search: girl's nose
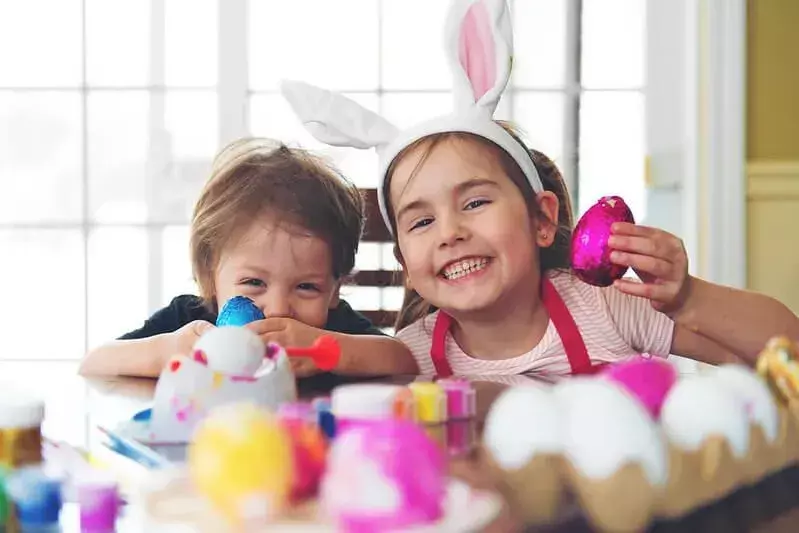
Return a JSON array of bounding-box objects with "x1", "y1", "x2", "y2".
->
[{"x1": 437, "y1": 213, "x2": 469, "y2": 248}]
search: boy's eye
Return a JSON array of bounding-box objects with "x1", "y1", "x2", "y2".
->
[
  {"x1": 409, "y1": 217, "x2": 433, "y2": 231},
  {"x1": 241, "y1": 278, "x2": 265, "y2": 287},
  {"x1": 465, "y1": 199, "x2": 490, "y2": 210},
  {"x1": 297, "y1": 283, "x2": 321, "y2": 292}
]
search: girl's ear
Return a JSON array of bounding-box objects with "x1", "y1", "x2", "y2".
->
[
  {"x1": 534, "y1": 191, "x2": 560, "y2": 248},
  {"x1": 392, "y1": 244, "x2": 413, "y2": 289}
]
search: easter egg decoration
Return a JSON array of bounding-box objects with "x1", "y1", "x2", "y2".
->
[
  {"x1": 192, "y1": 326, "x2": 265, "y2": 377},
  {"x1": 755, "y1": 336, "x2": 799, "y2": 404},
  {"x1": 571, "y1": 196, "x2": 635, "y2": 287},
  {"x1": 280, "y1": 418, "x2": 328, "y2": 503},
  {"x1": 602, "y1": 357, "x2": 678, "y2": 419},
  {"x1": 188, "y1": 403, "x2": 294, "y2": 526},
  {"x1": 216, "y1": 296, "x2": 265, "y2": 327},
  {"x1": 320, "y1": 419, "x2": 447, "y2": 531}
]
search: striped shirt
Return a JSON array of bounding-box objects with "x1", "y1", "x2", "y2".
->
[{"x1": 396, "y1": 271, "x2": 675, "y2": 376}]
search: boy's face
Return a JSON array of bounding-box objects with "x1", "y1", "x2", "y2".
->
[{"x1": 214, "y1": 214, "x2": 338, "y2": 328}]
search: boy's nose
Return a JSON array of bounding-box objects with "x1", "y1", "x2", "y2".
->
[{"x1": 262, "y1": 292, "x2": 292, "y2": 319}]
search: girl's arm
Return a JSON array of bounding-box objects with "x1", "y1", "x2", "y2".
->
[
  {"x1": 671, "y1": 277, "x2": 799, "y2": 365},
  {"x1": 334, "y1": 333, "x2": 420, "y2": 376}
]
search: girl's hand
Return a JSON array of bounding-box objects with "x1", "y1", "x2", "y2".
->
[{"x1": 607, "y1": 222, "x2": 693, "y2": 317}]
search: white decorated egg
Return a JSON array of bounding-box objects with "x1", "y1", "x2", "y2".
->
[
  {"x1": 660, "y1": 375, "x2": 750, "y2": 457},
  {"x1": 709, "y1": 364, "x2": 779, "y2": 443},
  {"x1": 483, "y1": 385, "x2": 562, "y2": 470},
  {"x1": 554, "y1": 378, "x2": 668, "y2": 486},
  {"x1": 192, "y1": 326, "x2": 265, "y2": 376}
]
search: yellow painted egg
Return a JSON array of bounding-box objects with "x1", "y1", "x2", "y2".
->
[{"x1": 188, "y1": 403, "x2": 294, "y2": 525}]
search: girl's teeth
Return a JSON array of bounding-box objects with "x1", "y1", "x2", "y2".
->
[{"x1": 443, "y1": 258, "x2": 489, "y2": 280}]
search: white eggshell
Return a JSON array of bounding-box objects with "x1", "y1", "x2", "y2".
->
[
  {"x1": 708, "y1": 364, "x2": 779, "y2": 443},
  {"x1": 483, "y1": 384, "x2": 562, "y2": 470},
  {"x1": 660, "y1": 375, "x2": 750, "y2": 457},
  {"x1": 192, "y1": 326, "x2": 265, "y2": 376},
  {"x1": 554, "y1": 378, "x2": 668, "y2": 487}
]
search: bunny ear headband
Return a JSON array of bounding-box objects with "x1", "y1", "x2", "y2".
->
[{"x1": 280, "y1": 0, "x2": 543, "y2": 234}]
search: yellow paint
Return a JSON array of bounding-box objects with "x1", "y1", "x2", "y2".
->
[
  {"x1": 408, "y1": 382, "x2": 447, "y2": 423},
  {"x1": 212, "y1": 372, "x2": 224, "y2": 389}
]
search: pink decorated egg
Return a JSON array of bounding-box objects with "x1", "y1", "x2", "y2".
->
[
  {"x1": 571, "y1": 196, "x2": 635, "y2": 287},
  {"x1": 281, "y1": 419, "x2": 327, "y2": 503},
  {"x1": 320, "y1": 419, "x2": 447, "y2": 532},
  {"x1": 602, "y1": 357, "x2": 677, "y2": 419}
]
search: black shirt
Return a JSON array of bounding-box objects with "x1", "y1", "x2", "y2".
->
[
  {"x1": 119, "y1": 295, "x2": 383, "y2": 339},
  {"x1": 119, "y1": 295, "x2": 385, "y2": 392}
]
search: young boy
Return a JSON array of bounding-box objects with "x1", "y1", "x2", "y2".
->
[{"x1": 79, "y1": 138, "x2": 418, "y2": 379}]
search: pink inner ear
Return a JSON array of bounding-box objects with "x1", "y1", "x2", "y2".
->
[{"x1": 458, "y1": 0, "x2": 497, "y2": 102}]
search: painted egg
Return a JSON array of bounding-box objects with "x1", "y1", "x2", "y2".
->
[
  {"x1": 192, "y1": 326, "x2": 265, "y2": 376},
  {"x1": 710, "y1": 364, "x2": 780, "y2": 443},
  {"x1": 602, "y1": 357, "x2": 677, "y2": 419},
  {"x1": 756, "y1": 336, "x2": 799, "y2": 404},
  {"x1": 571, "y1": 196, "x2": 635, "y2": 287},
  {"x1": 216, "y1": 296, "x2": 265, "y2": 327},
  {"x1": 554, "y1": 378, "x2": 668, "y2": 486},
  {"x1": 483, "y1": 384, "x2": 562, "y2": 471},
  {"x1": 188, "y1": 403, "x2": 294, "y2": 525},
  {"x1": 320, "y1": 419, "x2": 446, "y2": 531},
  {"x1": 660, "y1": 375, "x2": 750, "y2": 458},
  {"x1": 281, "y1": 419, "x2": 328, "y2": 503}
]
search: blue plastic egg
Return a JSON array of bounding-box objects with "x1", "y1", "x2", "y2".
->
[{"x1": 216, "y1": 296, "x2": 265, "y2": 327}]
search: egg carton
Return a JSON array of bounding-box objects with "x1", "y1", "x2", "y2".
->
[{"x1": 481, "y1": 367, "x2": 799, "y2": 533}]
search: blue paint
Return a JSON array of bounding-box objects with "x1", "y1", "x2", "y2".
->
[{"x1": 216, "y1": 296, "x2": 265, "y2": 327}]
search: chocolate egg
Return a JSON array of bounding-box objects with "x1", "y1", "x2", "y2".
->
[
  {"x1": 217, "y1": 296, "x2": 265, "y2": 327},
  {"x1": 571, "y1": 196, "x2": 634, "y2": 287}
]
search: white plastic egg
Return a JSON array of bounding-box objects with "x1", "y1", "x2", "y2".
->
[
  {"x1": 660, "y1": 375, "x2": 750, "y2": 457},
  {"x1": 192, "y1": 326, "x2": 265, "y2": 376},
  {"x1": 710, "y1": 364, "x2": 779, "y2": 443},
  {"x1": 554, "y1": 378, "x2": 668, "y2": 486},
  {"x1": 483, "y1": 384, "x2": 562, "y2": 470}
]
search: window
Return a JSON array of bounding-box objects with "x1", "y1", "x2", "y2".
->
[{"x1": 0, "y1": 0, "x2": 646, "y2": 363}]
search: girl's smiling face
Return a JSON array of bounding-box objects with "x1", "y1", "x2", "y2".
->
[{"x1": 389, "y1": 136, "x2": 556, "y2": 319}]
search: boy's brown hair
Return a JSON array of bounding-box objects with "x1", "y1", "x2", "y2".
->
[
  {"x1": 383, "y1": 122, "x2": 574, "y2": 331},
  {"x1": 190, "y1": 138, "x2": 364, "y2": 311}
]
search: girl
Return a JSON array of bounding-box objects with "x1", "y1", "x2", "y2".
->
[
  {"x1": 79, "y1": 138, "x2": 417, "y2": 379},
  {"x1": 281, "y1": 0, "x2": 799, "y2": 377}
]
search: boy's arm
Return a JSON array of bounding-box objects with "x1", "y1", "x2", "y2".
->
[
  {"x1": 79, "y1": 334, "x2": 177, "y2": 378},
  {"x1": 333, "y1": 333, "x2": 419, "y2": 375},
  {"x1": 671, "y1": 277, "x2": 799, "y2": 365}
]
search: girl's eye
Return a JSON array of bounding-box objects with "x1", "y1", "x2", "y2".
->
[
  {"x1": 465, "y1": 199, "x2": 490, "y2": 210},
  {"x1": 409, "y1": 218, "x2": 433, "y2": 231},
  {"x1": 298, "y1": 283, "x2": 321, "y2": 292}
]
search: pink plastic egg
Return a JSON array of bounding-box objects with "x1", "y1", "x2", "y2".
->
[
  {"x1": 602, "y1": 357, "x2": 677, "y2": 419},
  {"x1": 571, "y1": 196, "x2": 635, "y2": 287},
  {"x1": 320, "y1": 419, "x2": 447, "y2": 532}
]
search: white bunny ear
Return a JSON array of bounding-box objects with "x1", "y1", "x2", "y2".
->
[
  {"x1": 445, "y1": 0, "x2": 513, "y2": 114},
  {"x1": 280, "y1": 80, "x2": 399, "y2": 149}
]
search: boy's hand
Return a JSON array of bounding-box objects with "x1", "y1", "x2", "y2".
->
[
  {"x1": 607, "y1": 222, "x2": 693, "y2": 317},
  {"x1": 171, "y1": 320, "x2": 215, "y2": 356},
  {"x1": 246, "y1": 318, "x2": 327, "y2": 377}
]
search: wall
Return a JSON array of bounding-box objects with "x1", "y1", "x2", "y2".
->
[{"x1": 746, "y1": 0, "x2": 799, "y2": 313}]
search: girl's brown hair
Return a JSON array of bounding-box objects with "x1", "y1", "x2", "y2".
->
[
  {"x1": 384, "y1": 122, "x2": 574, "y2": 331},
  {"x1": 190, "y1": 138, "x2": 364, "y2": 312}
]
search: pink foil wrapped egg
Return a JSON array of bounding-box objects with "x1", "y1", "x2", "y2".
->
[
  {"x1": 320, "y1": 419, "x2": 447, "y2": 532},
  {"x1": 602, "y1": 357, "x2": 677, "y2": 419},
  {"x1": 571, "y1": 196, "x2": 635, "y2": 287}
]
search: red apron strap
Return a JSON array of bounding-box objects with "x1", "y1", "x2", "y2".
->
[
  {"x1": 541, "y1": 277, "x2": 599, "y2": 375},
  {"x1": 430, "y1": 311, "x2": 455, "y2": 378}
]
